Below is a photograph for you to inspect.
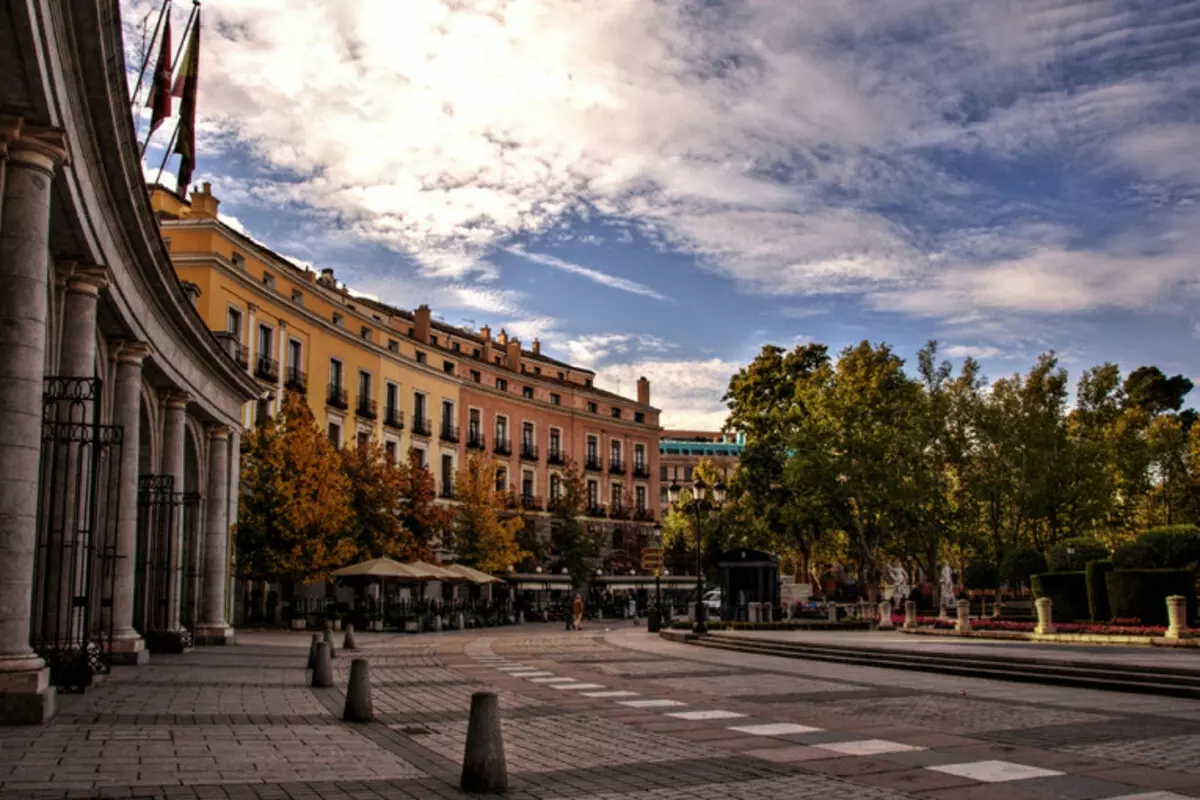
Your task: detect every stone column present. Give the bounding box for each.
[955,599,971,634]
[108,341,153,664]
[245,303,258,371]
[48,262,75,374]
[1034,597,1055,635]
[275,320,286,415]
[904,600,916,630]
[160,390,191,647]
[1165,595,1189,640]
[0,124,68,724]
[196,425,233,644]
[59,266,108,375]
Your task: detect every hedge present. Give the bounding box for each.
[1046,537,1109,572]
[1085,559,1114,622]
[1001,548,1047,587]
[1138,526,1200,570]
[1113,541,1154,569]
[1031,571,1088,623]
[965,559,1000,590]
[1105,569,1196,626]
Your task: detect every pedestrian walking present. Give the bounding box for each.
[571,594,584,630]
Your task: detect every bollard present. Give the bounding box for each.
[434,615,443,632]
[878,601,894,629]
[311,641,334,688]
[343,658,374,722]
[307,633,321,670]
[324,627,337,659]
[460,691,508,793]
[904,600,916,630]
[1166,595,1189,639]
[517,611,524,625]
[955,599,971,634]
[343,624,358,651]
[1034,597,1055,635]
[827,603,838,623]
[457,612,465,631]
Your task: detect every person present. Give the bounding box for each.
[571,594,584,631]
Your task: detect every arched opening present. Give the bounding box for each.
[181,428,204,630]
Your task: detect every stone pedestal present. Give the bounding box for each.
[827,604,838,623]
[904,600,916,630]
[955,599,971,634]
[1034,597,1055,635]
[878,601,894,629]
[1166,595,1189,639]
[193,624,235,646]
[110,636,150,666]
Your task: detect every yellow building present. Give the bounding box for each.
[151,183,462,490]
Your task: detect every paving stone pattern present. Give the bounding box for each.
[4,626,1200,799]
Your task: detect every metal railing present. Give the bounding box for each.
[547,448,565,465]
[467,429,486,450]
[609,459,625,475]
[284,367,307,393]
[356,397,378,419]
[327,385,349,409]
[520,442,538,461]
[440,422,460,443]
[412,416,432,437]
[254,355,279,382]
[494,437,512,456]
[585,456,602,471]
[384,407,405,429]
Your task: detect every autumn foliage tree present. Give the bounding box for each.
[453,452,526,572]
[395,449,454,557]
[340,438,423,561]
[237,391,355,585]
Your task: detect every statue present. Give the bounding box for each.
[939,564,956,610]
[887,562,910,607]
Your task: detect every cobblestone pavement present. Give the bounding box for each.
[5,624,1200,798]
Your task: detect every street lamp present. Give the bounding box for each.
[669,477,726,634]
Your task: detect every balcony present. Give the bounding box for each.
[412,416,432,437]
[439,482,455,500]
[521,494,542,511]
[254,355,279,382]
[586,504,607,518]
[610,503,629,519]
[494,437,512,456]
[633,463,650,479]
[609,459,625,475]
[585,456,602,472]
[356,397,378,420]
[634,507,654,522]
[547,448,565,466]
[520,442,538,462]
[547,495,567,513]
[214,332,249,369]
[467,429,486,450]
[383,407,405,430]
[284,367,307,393]
[327,385,349,409]
[440,422,460,444]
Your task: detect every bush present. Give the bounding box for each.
[1085,560,1114,622]
[1105,569,1196,625]
[1113,541,1155,569]
[1001,548,1047,587]
[965,559,1000,590]
[1138,526,1200,570]
[1031,571,1089,623]
[1046,537,1109,572]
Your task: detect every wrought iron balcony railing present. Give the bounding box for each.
[547,448,565,465]
[441,423,460,443]
[356,397,378,420]
[520,442,538,461]
[383,407,405,430]
[521,494,542,511]
[608,459,625,475]
[585,456,602,472]
[633,464,650,479]
[412,415,432,437]
[494,437,512,456]
[284,367,307,393]
[467,429,486,450]
[254,355,279,382]
[327,385,348,409]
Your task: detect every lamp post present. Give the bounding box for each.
[668,477,726,634]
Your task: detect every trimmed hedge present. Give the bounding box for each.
[1138,526,1200,570]
[1031,571,1089,623]
[1085,559,1114,622]
[1105,569,1196,626]
[1113,541,1154,569]
[965,559,1000,590]
[1001,548,1047,587]
[1046,537,1109,572]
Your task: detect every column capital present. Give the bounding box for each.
[163,390,191,410]
[0,115,22,155]
[205,423,231,441]
[247,303,260,314]
[66,264,109,297]
[7,125,69,175]
[110,339,153,366]
[278,319,287,329]
[53,260,76,289]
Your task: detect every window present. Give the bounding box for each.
[611,483,622,508]
[684,466,693,481]
[413,447,426,469]
[414,392,427,425]
[386,382,398,415]
[468,408,481,441]
[231,252,245,270]
[587,401,597,413]
[634,411,645,424]
[660,487,668,504]
[473,348,481,358]
[522,386,533,399]
[329,358,344,390]
[262,271,275,289]
[384,441,396,463]
[636,485,647,511]
[470,370,481,383]
[522,470,534,499]
[357,431,370,449]
[287,339,302,372]
[452,342,460,352]
[587,480,598,508]
[291,288,304,306]
[550,393,561,406]
[388,339,399,353]
[586,435,598,463]
[557,371,564,380]
[441,454,454,497]
[430,335,438,346]
[522,421,534,448]
[327,422,341,447]
[495,377,508,391]
[496,466,507,493]
[361,326,372,342]
[495,415,508,442]
[358,370,372,402]
[441,399,455,432]
[660,465,668,481]
[549,428,561,457]
[443,360,455,374]
[550,473,561,502]
[534,366,541,375]
[634,444,646,470]
[416,350,427,364]
[257,324,273,359]
[611,407,622,419]
[332,312,344,327]
[226,307,242,339]
[585,378,593,387]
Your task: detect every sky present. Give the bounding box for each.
[123,0,1200,429]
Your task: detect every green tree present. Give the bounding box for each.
[1123,366,1194,417]
[549,459,602,586]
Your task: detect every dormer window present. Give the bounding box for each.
[388,339,399,353]
[262,271,276,289]
[291,288,304,306]
[361,326,372,342]
[231,252,246,270]
[332,312,344,327]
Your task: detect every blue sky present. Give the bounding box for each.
[124,0,1200,427]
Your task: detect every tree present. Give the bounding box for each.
[453,452,526,573]
[549,459,600,586]
[395,448,454,557]
[237,392,355,585]
[1123,366,1194,417]
[340,437,421,561]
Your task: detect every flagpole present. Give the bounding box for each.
[154,123,181,188]
[131,0,171,110]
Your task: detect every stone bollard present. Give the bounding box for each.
[460,691,508,793]
[343,624,358,651]
[324,627,337,659]
[457,612,465,630]
[434,615,443,633]
[878,601,894,629]
[827,603,838,623]
[1035,597,1055,635]
[517,611,524,625]
[343,658,374,722]
[956,599,971,634]
[904,600,916,630]
[1166,595,1189,639]
[311,641,334,688]
[307,633,321,670]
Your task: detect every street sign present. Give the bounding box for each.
[641,546,662,571]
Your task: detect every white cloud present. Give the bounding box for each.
[506,247,667,300]
[594,358,737,430]
[945,344,1002,359]
[552,332,676,368]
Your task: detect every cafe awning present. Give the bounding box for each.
[407,560,465,581]
[445,564,504,585]
[503,572,574,591]
[331,557,424,580]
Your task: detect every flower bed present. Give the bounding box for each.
[905,614,1167,637]
[667,620,870,632]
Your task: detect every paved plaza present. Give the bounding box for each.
[5,626,1200,798]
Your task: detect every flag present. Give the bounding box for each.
[172,10,200,193]
[146,16,172,139]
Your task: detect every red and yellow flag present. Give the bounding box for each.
[146,16,172,138]
[171,10,200,192]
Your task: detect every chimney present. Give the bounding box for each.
[317,268,336,288]
[532,338,541,355]
[414,304,431,343]
[480,325,492,363]
[506,337,522,373]
[637,376,650,406]
[188,182,220,220]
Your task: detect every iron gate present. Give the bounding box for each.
[33,377,123,692]
[179,492,203,633]
[135,476,197,651]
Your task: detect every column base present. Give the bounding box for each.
[0,667,56,725]
[110,635,151,666]
[193,624,235,646]
[144,630,194,654]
